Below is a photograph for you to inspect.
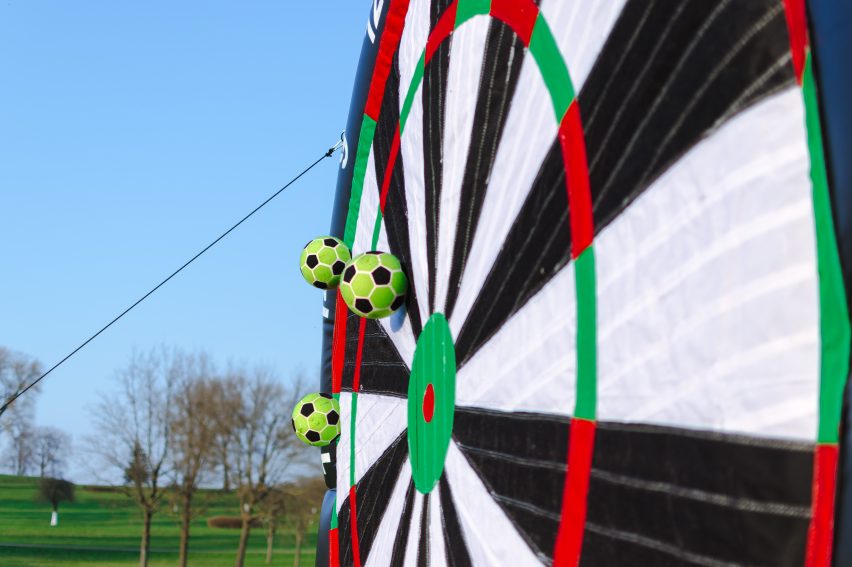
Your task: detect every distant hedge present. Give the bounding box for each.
[207,516,262,529]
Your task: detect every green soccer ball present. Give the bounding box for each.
[299,237,351,290]
[340,251,408,319]
[291,393,340,447]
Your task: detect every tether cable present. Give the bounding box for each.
[0,139,343,417]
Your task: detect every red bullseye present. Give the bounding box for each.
[423,383,435,423]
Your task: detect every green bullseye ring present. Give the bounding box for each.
[407,313,456,494]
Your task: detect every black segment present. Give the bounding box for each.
[338,433,409,567]
[443,19,529,319]
[579,0,795,233]
[454,141,570,367]
[375,49,423,337]
[439,476,473,567]
[582,422,814,566]
[340,317,408,397]
[391,480,417,565]
[422,0,454,314]
[453,408,570,561]
[418,493,431,567]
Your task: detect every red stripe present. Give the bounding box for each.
[553,418,596,567]
[425,1,458,65]
[558,101,594,258]
[805,444,839,567]
[349,486,363,567]
[352,318,368,392]
[782,0,809,84]
[329,527,340,567]
[365,0,412,121]
[379,126,402,213]
[490,0,539,46]
[331,291,348,394]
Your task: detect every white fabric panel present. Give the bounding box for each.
[364,460,414,567]
[353,394,408,484]
[400,83,432,328]
[444,443,542,566]
[449,48,556,336]
[596,89,820,442]
[353,149,381,256]
[456,265,576,416]
[429,484,448,565]
[399,0,431,95]
[434,16,491,313]
[403,492,425,567]
[539,0,627,93]
[336,392,353,514]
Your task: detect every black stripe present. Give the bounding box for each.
[443,19,528,319]
[390,479,417,565]
[339,309,363,393]
[453,408,570,561]
[439,475,473,567]
[578,0,795,232]
[417,492,431,567]
[422,0,454,315]
[339,318,408,397]
[582,422,813,566]
[371,48,424,338]
[453,141,570,366]
[338,432,409,567]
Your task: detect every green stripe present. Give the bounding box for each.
[455,0,491,26]
[400,53,425,134]
[574,248,597,420]
[343,116,378,248]
[371,208,383,250]
[529,14,574,121]
[349,392,359,486]
[330,503,338,530]
[803,55,852,444]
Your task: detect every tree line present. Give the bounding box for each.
[1,345,322,567]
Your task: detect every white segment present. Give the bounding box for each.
[399,0,431,94]
[353,394,408,484]
[429,484,448,565]
[364,459,414,567]
[444,443,542,566]
[449,46,556,336]
[539,0,627,92]
[456,265,576,416]
[403,493,425,567]
[434,16,491,313]
[353,149,381,256]
[336,392,353,514]
[596,88,820,442]
[449,0,623,335]
[399,77,432,328]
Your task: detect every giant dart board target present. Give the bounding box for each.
[321,0,852,565]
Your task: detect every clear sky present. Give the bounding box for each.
[0,1,369,480]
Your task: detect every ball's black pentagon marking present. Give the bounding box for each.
[319,393,333,399]
[300,403,314,417]
[324,238,338,247]
[327,411,339,425]
[355,298,374,313]
[313,281,328,290]
[391,295,405,311]
[367,251,382,255]
[306,255,319,269]
[372,266,391,285]
[305,430,321,443]
[333,261,346,275]
[344,265,357,282]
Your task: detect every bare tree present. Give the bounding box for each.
[258,486,288,565]
[1,347,42,469]
[87,348,175,567]
[5,426,35,475]
[169,353,219,567]
[37,477,75,526]
[34,427,71,478]
[209,375,243,491]
[228,368,305,567]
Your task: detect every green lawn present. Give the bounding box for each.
[0,475,318,567]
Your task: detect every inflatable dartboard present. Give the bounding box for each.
[320,0,852,565]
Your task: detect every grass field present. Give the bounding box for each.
[0,475,319,567]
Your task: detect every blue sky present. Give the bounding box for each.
[0,1,369,477]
